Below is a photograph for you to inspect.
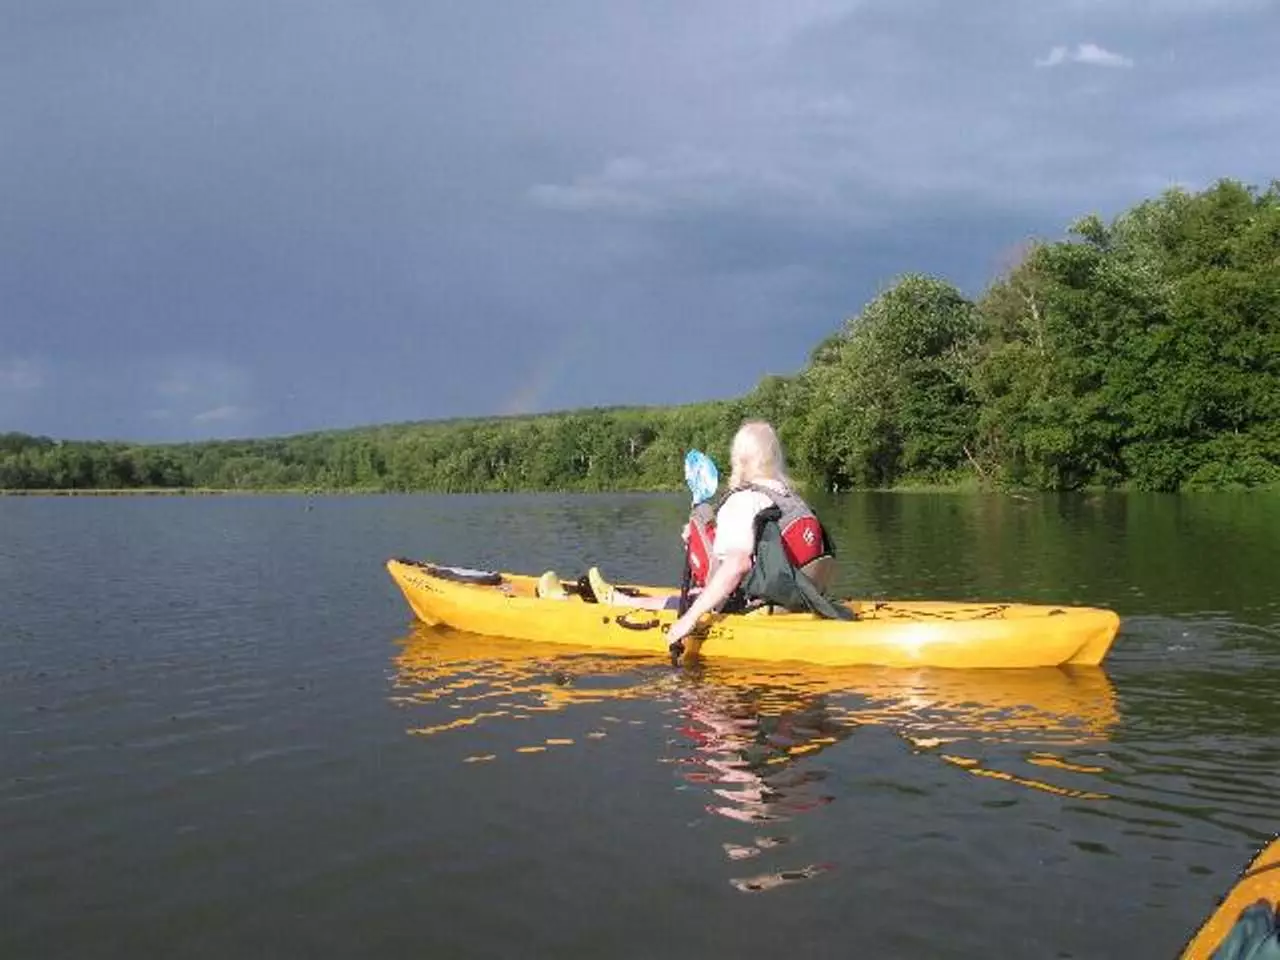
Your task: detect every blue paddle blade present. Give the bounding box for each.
[684,449,719,505]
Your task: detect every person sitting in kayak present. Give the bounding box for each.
[553,421,850,637]
[667,420,849,644]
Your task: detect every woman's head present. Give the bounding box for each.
[730,420,790,489]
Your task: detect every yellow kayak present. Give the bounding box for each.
[1180,837,1280,959]
[385,559,1121,669]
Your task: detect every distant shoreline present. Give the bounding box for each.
[0,486,682,497]
[4,483,1274,498]
[0,488,336,497]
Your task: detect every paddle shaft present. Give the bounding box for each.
[677,536,694,617]
[675,449,719,664]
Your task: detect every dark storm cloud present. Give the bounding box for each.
[1,0,1275,439]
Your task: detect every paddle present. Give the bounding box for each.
[673,449,719,664]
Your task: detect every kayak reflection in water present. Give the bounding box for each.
[536,421,849,651]
[391,622,1120,890]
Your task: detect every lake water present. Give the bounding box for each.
[3,492,1279,958]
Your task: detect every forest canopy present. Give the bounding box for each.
[4,179,1277,494]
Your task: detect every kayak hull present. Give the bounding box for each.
[385,559,1121,669]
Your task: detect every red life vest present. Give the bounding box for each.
[686,502,717,588]
[741,482,828,570]
[686,484,829,586]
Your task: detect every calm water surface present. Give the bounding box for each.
[3,492,1279,958]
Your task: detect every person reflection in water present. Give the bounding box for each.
[667,668,853,892]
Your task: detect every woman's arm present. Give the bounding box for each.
[666,548,752,644]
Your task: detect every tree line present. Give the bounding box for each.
[3,179,1277,494]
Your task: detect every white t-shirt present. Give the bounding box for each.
[713,480,786,558]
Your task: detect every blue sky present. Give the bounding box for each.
[2,0,1276,441]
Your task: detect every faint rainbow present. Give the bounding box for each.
[499,331,584,416]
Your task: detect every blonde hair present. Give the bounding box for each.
[729,420,791,489]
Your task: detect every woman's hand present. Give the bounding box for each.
[667,611,697,645]
[665,549,751,648]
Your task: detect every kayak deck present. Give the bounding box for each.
[385,559,1121,669]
